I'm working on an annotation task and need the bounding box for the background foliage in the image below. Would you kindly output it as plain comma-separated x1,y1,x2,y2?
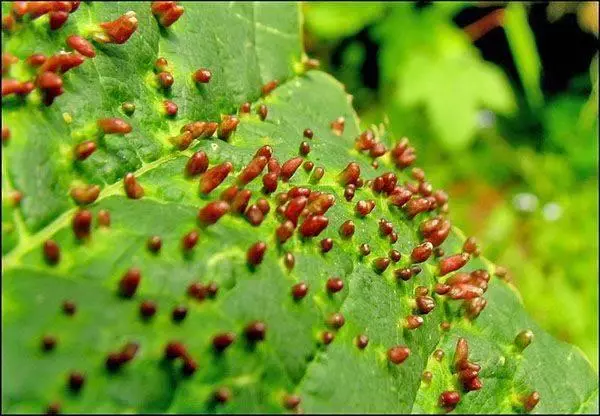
304,1,599,369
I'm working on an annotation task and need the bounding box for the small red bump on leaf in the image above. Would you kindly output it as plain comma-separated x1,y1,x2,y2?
199,162,233,194
181,357,198,376
185,151,209,176
322,331,334,345
355,200,375,217
388,346,410,364
68,372,85,392
119,268,141,298
356,334,369,349
198,201,230,225
416,295,435,314
256,198,270,215
327,312,345,329
303,57,321,70
439,253,470,276
522,391,540,412
338,162,360,186
157,71,174,88
213,332,236,352
283,394,301,410
464,297,487,319
439,391,460,409
245,321,266,342
38,52,84,74
404,197,431,219
388,187,412,207
62,300,76,316
434,283,451,295
330,116,345,136
140,300,157,318
230,189,252,214
339,220,355,238
74,141,96,161
172,305,188,322
66,35,95,57
98,11,138,44
311,167,324,183
2,15,15,32
462,236,478,254
41,335,57,351
239,101,251,114
257,104,268,121
213,387,232,403
254,145,273,160
217,115,239,140
326,277,343,293
165,341,186,360
124,173,144,199
261,79,279,96
43,240,60,264
262,172,278,193
152,1,184,27
97,209,111,227
394,268,412,281
369,142,386,158
299,141,310,156
182,230,199,251
72,210,92,239
292,282,308,300
163,100,178,116
247,241,267,266
283,252,295,270
284,196,308,225
70,184,100,205
405,315,424,329
187,282,207,301
464,377,483,391
1,127,9,144
299,215,328,237
98,118,131,134
321,238,333,253
245,204,265,226
355,130,375,150
238,156,268,185
276,220,295,244
280,157,303,182
389,249,401,262
411,242,433,263
193,68,212,83
433,189,449,206
49,11,69,30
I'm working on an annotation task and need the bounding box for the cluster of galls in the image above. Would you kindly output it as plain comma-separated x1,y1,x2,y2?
3,2,189,143
3,1,80,32
434,335,539,413
5,5,529,410
2,2,141,108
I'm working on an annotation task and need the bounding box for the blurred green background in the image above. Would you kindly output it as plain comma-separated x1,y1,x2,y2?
303,1,598,369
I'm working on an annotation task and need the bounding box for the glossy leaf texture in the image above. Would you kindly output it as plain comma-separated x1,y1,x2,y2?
1,2,597,414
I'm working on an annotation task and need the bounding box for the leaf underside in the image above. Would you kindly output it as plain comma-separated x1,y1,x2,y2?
1,2,597,414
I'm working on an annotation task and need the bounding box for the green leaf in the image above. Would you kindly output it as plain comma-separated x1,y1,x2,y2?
374,4,516,151
2,2,597,414
304,2,386,41
503,3,544,111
